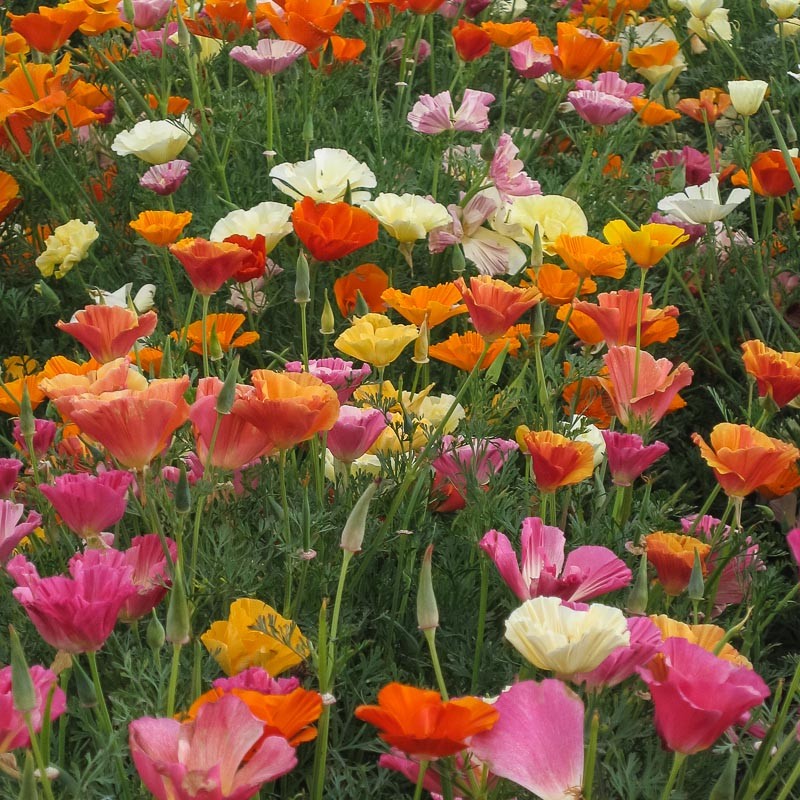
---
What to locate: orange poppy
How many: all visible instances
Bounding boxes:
[429,330,521,371]
[0,32,30,70]
[78,0,126,36]
[645,532,710,596]
[130,210,193,246]
[145,94,192,115]
[480,20,539,48]
[631,97,680,126]
[262,0,346,50]
[131,347,164,377]
[692,423,800,498]
[172,313,260,355]
[354,683,499,759]
[649,615,752,668]
[203,0,252,37]
[521,428,595,492]
[222,234,268,283]
[381,282,467,327]
[627,41,681,69]
[454,276,540,342]
[741,339,800,407]
[406,0,447,13]
[348,0,395,26]
[292,197,379,262]
[309,35,366,67]
[551,234,627,280]
[526,264,597,306]
[333,263,389,316]
[0,375,46,416]
[675,88,731,124]
[8,1,89,53]
[562,365,614,427]
[731,150,800,198]
[0,170,21,223]
[39,355,102,382]
[758,461,800,498]
[451,20,492,61]
[545,23,620,80]
[603,154,624,178]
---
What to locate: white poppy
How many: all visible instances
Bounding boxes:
[111,116,196,165]
[657,174,750,224]
[209,202,293,253]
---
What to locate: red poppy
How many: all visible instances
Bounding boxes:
[451,20,492,61]
[292,197,379,261]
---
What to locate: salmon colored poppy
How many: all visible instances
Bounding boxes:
[232,370,340,451]
[675,88,731,124]
[731,150,800,198]
[627,41,681,69]
[546,23,620,80]
[454,276,541,342]
[562,366,614,428]
[526,264,597,306]
[381,282,467,327]
[741,339,800,407]
[173,313,260,356]
[603,220,689,268]
[451,20,492,62]
[481,20,539,48]
[292,197,379,262]
[145,94,192,115]
[8,1,89,53]
[603,154,624,178]
[631,97,680,126]
[645,532,710,596]
[0,171,21,223]
[169,238,254,296]
[429,330,521,371]
[130,210,193,246]
[262,0,346,50]
[521,429,595,492]
[354,683,499,759]
[333,264,389,317]
[0,375,45,416]
[758,461,800,498]
[649,615,752,668]
[551,234,627,280]
[692,423,800,498]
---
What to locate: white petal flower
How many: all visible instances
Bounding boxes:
[111,116,196,165]
[210,202,293,253]
[493,194,588,253]
[687,7,732,41]
[360,193,451,243]
[657,174,750,224]
[88,283,157,313]
[727,79,769,117]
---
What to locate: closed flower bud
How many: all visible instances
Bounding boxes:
[208,321,224,361]
[320,290,335,335]
[175,463,191,514]
[33,280,60,305]
[295,251,310,305]
[73,660,97,708]
[303,113,314,143]
[354,290,370,317]
[176,12,191,48]
[727,80,769,117]
[19,752,37,800]
[166,564,191,645]
[531,224,544,269]
[340,479,380,553]
[626,550,649,615]
[413,318,430,365]
[146,611,166,652]
[9,625,36,714]
[452,245,466,274]
[688,548,705,601]
[216,356,240,415]
[18,385,36,442]
[416,545,439,631]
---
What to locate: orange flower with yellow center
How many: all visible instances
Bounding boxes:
[631,97,681,126]
[649,615,752,668]
[551,234,627,280]
[520,428,595,492]
[741,339,800,407]
[603,220,688,268]
[675,88,731,124]
[429,330,520,371]
[480,20,539,47]
[454,276,540,342]
[526,264,597,306]
[130,210,193,246]
[172,313,259,356]
[541,23,620,80]
[645,532,710,596]
[627,41,681,69]
[382,282,467,327]
[692,423,800,498]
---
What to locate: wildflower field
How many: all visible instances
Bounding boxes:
[3,0,800,796]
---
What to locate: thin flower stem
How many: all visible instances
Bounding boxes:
[425,629,449,700]
[413,762,430,800]
[86,651,113,736]
[24,717,56,800]
[774,758,800,800]
[200,294,211,378]
[631,267,648,398]
[583,710,600,800]
[660,752,687,800]
[470,556,489,694]
[165,643,182,717]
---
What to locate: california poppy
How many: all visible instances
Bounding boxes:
[145,94,192,115]
[551,234,627,280]
[334,313,418,367]
[381,282,466,327]
[562,365,614,428]
[292,197,379,262]
[547,23,620,80]
[169,238,254,295]
[309,35,366,68]
[333,263,389,316]
[262,0,346,50]
[130,210,193,246]
[0,171,21,223]
[0,375,46,416]
[8,1,89,53]
[429,331,521,371]
[173,313,259,356]
[451,20,492,62]
[741,339,800,407]
[527,264,597,306]
[454,276,540,342]
[603,220,688,268]
[675,88,731,124]
[645,532,710,596]
[222,234,268,283]
[627,41,681,69]
[355,683,499,759]
[649,615,752,667]
[731,150,800,198]
[481,20,539,48]
[631,97,681,126]
[521,429,595,492]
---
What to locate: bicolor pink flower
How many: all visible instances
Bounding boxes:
[38,470,133,538]
[12,418,56,459]
[480,516,631,602]
[326,406,388,463]
[140,159,191,196]
[129,694,298,800]
[572,616,663,689]
[653,146,712,187]
[0,500,41,563]
[230,40,307,75]
[637,638,769,754]
[0,665,67,754]
[130,24,177,57]
[567,90,632,126]
[379,749,482,798]
[0,459,22,499]
[118,0,172,28]
[601,431,669,486]
[7,551,137,653]
[408,89,494,134]
[120,534,177,622]
[470,680,584,800]
[490,133,541,202]
[575,72,644,100]
[284,358,371,403]
[509,38,552,79]
[213,667,300,695]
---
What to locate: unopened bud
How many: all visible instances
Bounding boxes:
[146,611,166,652]
[175,463,191,514]
[19,752,37,800]
[626,550,649,615]
[166,564,191,645]
[412,318,429,365]
[354,290,370,317]
[787,115,798,145]
[295,251,310,305]
[302,113,314,144]
[208,320,224,361]
[122,0,135,25]
[18,384,35,442]
[531,225,543,269]
[216,355,240,415]
[416,545,439,631]
[452,245,466,275]
[9,625,36,714]
[73,660,97,708]
[688,549,705,601]
[176,13,191,48]
[340,480,380,553]
[709,749,737,800]
[34,281,59,305]
[320,290,335,335]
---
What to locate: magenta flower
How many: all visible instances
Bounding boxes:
[568,90,632,126]
[638,638,769,754]
[38,470,134,538]
[788,528,800,572]
[129,694,297,800]
[285,358,371,403]
[480,516,632,603]
[653,146,712,187]
[572,616,663,690]
[130,24,178,57]
[509,38,552,79]
[7,551,137,653]
[470,680,584,800]
[408,89,494,134]
[230,40,307,75]
[120,534,177,622]
[601,431,669,487]
[433,435,518,488]
[490,133,541,203]
[0,500,42,563]
[118,0,172,28]
[326,406,388,464]
[575,71,644,100]
[12,418,56,458]
[0,458,22,499]
[0,665,67,754]
[213,667,300,695]
[140,159,191,195]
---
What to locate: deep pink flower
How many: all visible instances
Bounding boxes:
[480,516,631,602]
[637,638,769,754]
[408,89,494,134]
[7,551,137,653]
[213,667,300,695]
[130,24,177,57]
[0,665,67,754]
[118,0,172,28]
[470,680,584,800]
[284,358,371,403]
[490,133,541,203]
[129,694,297,800]
[140,159,191,196]
[38,470,133,537]
[120,534,177,622]
[509,38,552,78]
[326,406,388,463]
[601,431,669,486]
[575,71,644,100]
[230,40,306,75]
[653,146,712,187]
[12,418,56,458]
[568,90,632,126]
[0,500,42,563]
[788,528,800,572]
[0,459,23,499]
[572,616,663,689]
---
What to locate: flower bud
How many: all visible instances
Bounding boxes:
[176,12,192,48]
[147,611,166,652]
[208,320,224,361]
[19,752,37,799]
[320,290,335,335]
[412,318,429,365]
[709,749,737,800]
[303,112,314,144]
[216,356,240,415]
[34,280,59,305]
[531,225,543,269]
[295,251,310,305]
[166,564,191,645]
[18,384,36,442]
[451,245,466,274]
[122,0,135,25]
[688,549,705,601]
[626,550,649,615]
[175,463,191,514]
[416,544,439,631]
[9,625,36,714]
[340,479,380,553]
[354,290,370,317]
[73,660,97,708]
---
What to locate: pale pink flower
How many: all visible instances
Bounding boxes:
[140,159,191,196]
[601,430,669,486]
[326,406,388,463]
[230,40,306,75]
[130,24,177,57]
[509,38,553,79]
[575,71,644,100]
[285,358,371,402]
[386,37,431,65]
[567,90,632,126]
[408,89,494,134]
[490,133,541,202]
[0,500,41,563]
[118,0,172,28]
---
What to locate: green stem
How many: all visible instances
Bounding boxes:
[632,267,647,399]
[166,643,182,717]
[661,752,687,800]
[86,651,113,736]
[470,556,489,694]
[413,762,430,800]
[583,710,600,800]
[200,294,211,378]
[24,717,56,800]
[424,629,449,700]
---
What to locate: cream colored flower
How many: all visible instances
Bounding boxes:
[505,596,630,675]
[168,31,223,62]
[270,148,377,204]
[494,194,588,253]
[568,416,606,467]
[209,202,293,253]
[776,17,800,35]
[687,7,732,41]
[88,283,156,313]
[325,449,382,479]
[36,220,99,279]
[682,0,723,20]
[768,0,800,18]
[727,79,769,117]
[360,193,451,243]
[111,116,196,164]
[334,313,419,367]
[415,393,465,435]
